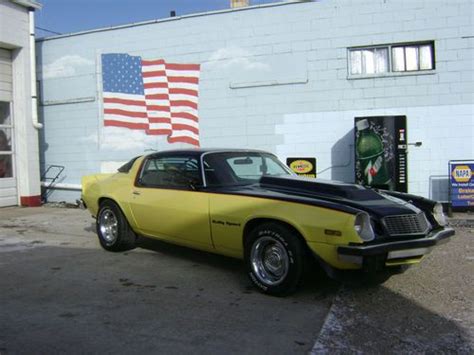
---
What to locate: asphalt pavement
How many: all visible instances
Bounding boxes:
[312,225,473,353]
[0,206,472,354]
[0,206,336,354]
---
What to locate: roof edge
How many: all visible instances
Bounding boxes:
[36,1,313,42]
[11,0,42,10]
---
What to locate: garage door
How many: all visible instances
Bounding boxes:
[0,48,17,207]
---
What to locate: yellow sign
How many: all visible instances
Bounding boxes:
[451,165,473,183]
[290,160,313,174]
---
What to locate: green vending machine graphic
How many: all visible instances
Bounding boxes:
[355,116,407,192]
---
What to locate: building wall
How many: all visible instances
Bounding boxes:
[0,0,42,206]
[36,0,474,202]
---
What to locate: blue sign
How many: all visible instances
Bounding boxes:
[449,160,474,207]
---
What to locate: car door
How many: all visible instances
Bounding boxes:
[128,154,212,250]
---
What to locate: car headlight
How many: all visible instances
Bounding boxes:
[354,212,375,242]
[433,202,447,226]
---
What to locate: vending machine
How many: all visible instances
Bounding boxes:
[354,116,408,192]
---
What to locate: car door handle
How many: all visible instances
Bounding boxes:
[132,191,141,196]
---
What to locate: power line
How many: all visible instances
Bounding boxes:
[35,26,62,35]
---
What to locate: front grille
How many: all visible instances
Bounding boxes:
[382,213,431,237]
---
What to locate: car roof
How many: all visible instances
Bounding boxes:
[147,148,272,159]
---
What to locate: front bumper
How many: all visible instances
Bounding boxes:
[337,227,455,266]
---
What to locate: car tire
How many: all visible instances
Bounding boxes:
[244,222,306,296]
[96,200,136,252]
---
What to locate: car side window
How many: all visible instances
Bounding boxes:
[138,156,201,189]
[203,152,291,187]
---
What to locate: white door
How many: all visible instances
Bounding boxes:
[0,48,17,207]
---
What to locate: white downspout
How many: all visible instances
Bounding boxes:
[29,9,43,129]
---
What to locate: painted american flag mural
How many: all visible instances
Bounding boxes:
[101,53,201,146]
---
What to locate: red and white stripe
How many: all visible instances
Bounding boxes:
[166,63,200,146]
[103,92,149,131]
[142,59,172,135]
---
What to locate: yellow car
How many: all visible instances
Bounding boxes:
[81,149,454,295]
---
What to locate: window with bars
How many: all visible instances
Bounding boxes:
[349,41,435,77]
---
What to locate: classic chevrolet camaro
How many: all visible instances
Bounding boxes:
[81,149,454,295]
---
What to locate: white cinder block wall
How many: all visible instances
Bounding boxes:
[36,0,473,202]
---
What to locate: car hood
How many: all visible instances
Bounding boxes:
[256,175,421,218]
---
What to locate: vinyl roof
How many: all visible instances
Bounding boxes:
[148,148,273,158]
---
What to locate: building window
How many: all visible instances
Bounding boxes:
[392,43,434,72]
[350,48,389,75]
[349,41,435,77]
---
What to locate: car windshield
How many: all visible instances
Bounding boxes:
[203,151,291,187]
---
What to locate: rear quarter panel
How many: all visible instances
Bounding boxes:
[81,157,144,225]
[81,174,113,217]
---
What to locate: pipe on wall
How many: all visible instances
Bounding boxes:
[41,182,82,191]
[29,9,43,129]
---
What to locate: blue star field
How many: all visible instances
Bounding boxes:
[102,53,144,95]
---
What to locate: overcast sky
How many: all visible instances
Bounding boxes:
[35,0,279,37]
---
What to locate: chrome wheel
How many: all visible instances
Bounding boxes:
[98,208,118,244]
[250,236,289,286]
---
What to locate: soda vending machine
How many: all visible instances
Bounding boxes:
[354,116,408,192]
